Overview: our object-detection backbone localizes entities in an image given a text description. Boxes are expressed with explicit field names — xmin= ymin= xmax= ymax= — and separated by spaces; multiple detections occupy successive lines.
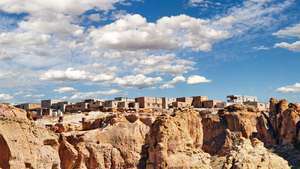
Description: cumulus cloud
xmin=54 ymin=87 xmax=77 ymax=93
xmin=89 ymin=14 xmax=229 ymax=52
xmin=24 ymin=94 xmax=45 ymax=99
xmin=70 ymin=89 xmax=120 ymax=100
xmin=160 ymin=76 xmax=186 ymax=89
xmin=0 ymin=93 xmax=13 ymax=101
xmin=40 ymin=68 xmax=89 ymax=81
xmin=0 ymin=32 xmax=50 ymax=47
xmin=276 ymin=83 xmax=300 ymax=93
xmin=273 ymin=23 xmax=300 ymax=51
xmin=114 ymin=74 xmax=162 ymax=89
xmin=0 ymin=0 xmax=128 ymax=15
xmin=132 ymin=53 xmax=195 ymax=75
xmin=274 ymin=41 xmax=300 ymax=51
xmin=187 ymin=75 xmax=211 ymax=84
xmin=273 ymin=23 xmax=300 ymax=38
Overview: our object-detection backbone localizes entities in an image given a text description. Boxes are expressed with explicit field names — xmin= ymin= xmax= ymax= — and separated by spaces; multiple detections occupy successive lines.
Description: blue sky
xmin=0 ymin=0 xmax=299 ymax=103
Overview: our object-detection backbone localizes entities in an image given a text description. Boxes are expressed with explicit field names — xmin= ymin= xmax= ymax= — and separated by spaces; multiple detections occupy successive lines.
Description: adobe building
xmin=88 ymin=100 xmax=104 ymax=111
xmin=115 ymin=97 xmax=135 ymax=102
xmin=172 ymin=101 xmax=189 ymax=108
xmin=227 ymin=95 xmax=258 ymax=104
xmin=41 ymin=99 xmax=61 ymax=116
xmin=135 ymin=97 xmax=163 ymax=109
xmin=104 ymin=100 xmax=119 ymax=111
xmin=244 ymin=101 xmax=269 ymax=111
xmin=202 ymin=100 xmax=225 ymax=108
xmin=15 ymin=103 xmax=41 ymax=118
xmin=65 ymin=102 xmax=88 ymax=113
xmin=162 ymin=97 xmax=176 ymax=109
xmin=176 ymin=97 xmax=193 ymax=106
xmin=192 ymin=96 xmax=208 ymax=108
xmin=15 ymin=103 xmax=41 ymax=111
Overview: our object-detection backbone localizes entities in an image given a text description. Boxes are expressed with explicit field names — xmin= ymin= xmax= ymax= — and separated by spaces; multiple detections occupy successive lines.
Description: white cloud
xmin=0 ymin=0 xmax=128 ymax=15
xmin=19 ymin=15 xmax=84 ymax=37
xmin=0 ymin=32 xmax=50 ymax=46
xmin=273 ymin=23 xmax=300 ymax=51
xmin=89 ymin=14 xmax=229 ymax=52
xmin=187 ymin=75 xmax=211 ymax=84
xmin=274 ymin=41 xmax=300 ymax=51
xmin=88 ymin=14 xmax=102 ymax=22
xmin=188 ymin=0 xmax=213 ymax=7
xmin=276 ymin=83 xmax=300 ymax=93
xmin=24 ymin=94 xmax=45 ymax=99
xmin=40 ymin=68 xmax=89 ymax=81
xmin=54 ymin=87 xmax=77 ymax=93
xmin=273 ymin=23 xmax=300 ymax=38
xmin=160 ymin=76 xmax=186 ymax=89
xmin=214 ymin=0 xmax=293 ymax=35
xmin=70 ymin=89 xmax=120 ymax=100
xmin=0 ymin=93 xmax=13 ymax=101
xmin=132 ymin=53 xmax=195 ymax=75
xmin=114 ymin=74 xmax=162 ymax=88
xmin=91 ymin=73 xmax=115 ymax=82
xmin=253 ymin=45 xmax=270 ymax=50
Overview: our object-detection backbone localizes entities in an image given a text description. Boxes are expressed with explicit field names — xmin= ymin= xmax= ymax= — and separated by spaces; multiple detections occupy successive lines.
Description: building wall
xmin=104 ymin=100 xmax=119 ymax=108
xmin=172 ymin=101 xmax=189 ymax=108
xmin=202 ymin=100 xmax=225 ymax=108
xmin=176 ymin=97 xmax=193 ymax=106
xmin=162 ymin=97 xmax=176 ymax=109
xmin=227 ymin=95 xmax=258 ymax=103
xmin=192 ymin=96 xmax=208 ymax=108
xmin=88 ymin=101 xmax=103 ymax=111
xmin=135 ymin=97 xmax=163 ymax=109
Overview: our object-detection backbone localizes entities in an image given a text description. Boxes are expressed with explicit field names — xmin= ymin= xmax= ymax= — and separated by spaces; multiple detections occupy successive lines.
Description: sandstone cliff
xmin=0 ymin=103 xmax=297 ymax=169
xmin=0 ymin=105 xmax=60 ymax=169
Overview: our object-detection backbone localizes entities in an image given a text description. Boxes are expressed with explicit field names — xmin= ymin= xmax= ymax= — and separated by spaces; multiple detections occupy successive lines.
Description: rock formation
xmin=211 ymin=136 xmax=290 ymax=169
xmin=145 ymin=109 xmax=211 ymax=169
xmin=0 ymin=105 xmax=60 ymax=169
xmin=0 ymin=102 xmax=298 ymax=169
xmin=59 ymin=116 xmax=150 ymax=169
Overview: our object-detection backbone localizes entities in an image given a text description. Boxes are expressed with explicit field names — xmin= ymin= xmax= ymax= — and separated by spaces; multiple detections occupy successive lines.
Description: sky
xmin=0 ymin=0 xmax=300 ymax=103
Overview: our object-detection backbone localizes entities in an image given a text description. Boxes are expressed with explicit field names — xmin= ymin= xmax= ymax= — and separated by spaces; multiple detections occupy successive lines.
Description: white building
xmin=227 ymin=95 xmax=258 ymax=104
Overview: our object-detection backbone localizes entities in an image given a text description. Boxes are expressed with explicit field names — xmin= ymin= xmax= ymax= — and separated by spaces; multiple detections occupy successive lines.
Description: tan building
xmin=135 ymin=97 xmax=163 ymax=109
xmin=88 ymin=100 xmax=104 ymax=111
xmin=176 ymin=97 xmax=193 ymax=106
xmin=192 ymin=96 xmax=208 ymax=108
xmin=172 ymin=101 xmax=189 ymax=108
xmin=41 ymin=99 xmax=62 ymax=116
xmin=202 ymin=100 xmax=225 ymax=108
xmin=65 ymin=102 xmax=88 ymax=113
xmin=115 ymin=97 xmax=135 ymax=102
xmin=244 ymin=101 xmax=269 ymax=111
xmin=16 ymin=103 xmax=41 ymax=110
xmin=104 ymin=100 xmax=119 ymax=109
xmin=162 ymin=97 xmax=176 ymax=109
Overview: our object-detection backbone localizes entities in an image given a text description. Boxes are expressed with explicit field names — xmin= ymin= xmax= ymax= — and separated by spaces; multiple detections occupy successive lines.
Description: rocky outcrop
xmin=268 ymin=99 xmax=300 ymax=145
xmin=212 ymin=137 xmax=290 ymax=169
xmin=201 ymin=114 xmax=227 ymax=155
xmin=59 ymin=117 xmax=150 ymax=169
xmin=145 ymin=109 xmax=211 ymax=169
xmin=0 ymin=104 xmax=28 ymax=120
xmin=0 ymin=102 xmax=298 ymax=169
xmin=0 ymin=105 xmax=60 ymax=169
